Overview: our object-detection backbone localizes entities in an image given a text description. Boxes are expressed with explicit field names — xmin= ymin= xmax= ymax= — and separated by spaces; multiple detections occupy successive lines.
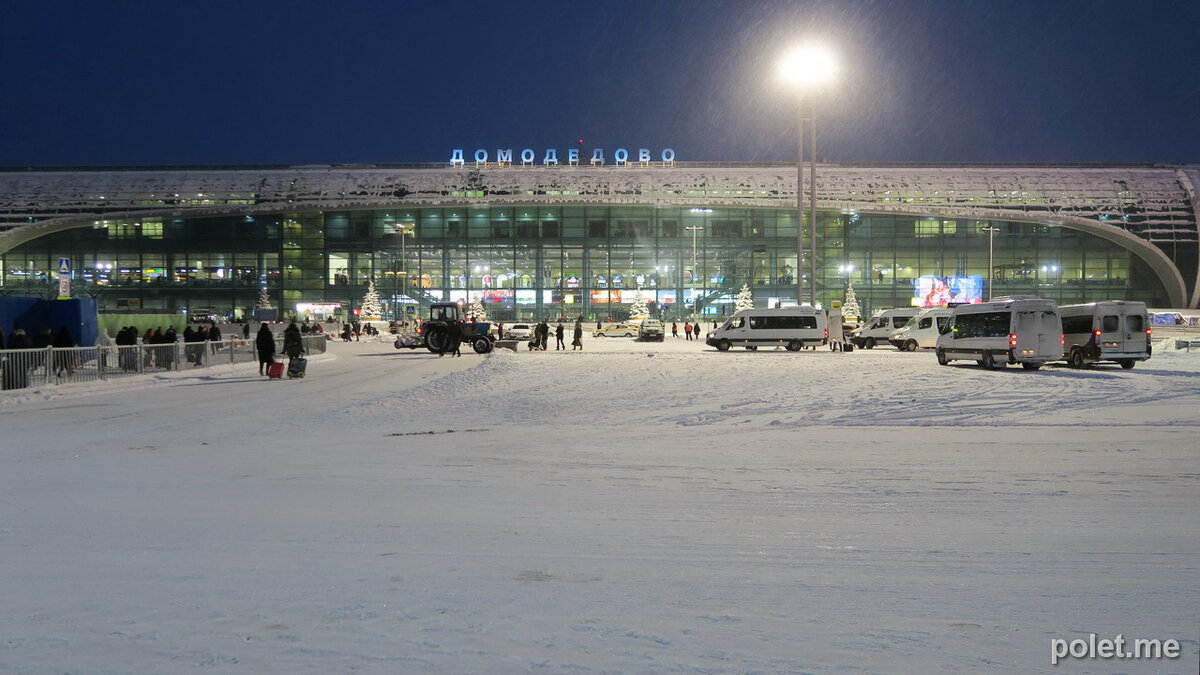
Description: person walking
xmin=256 ymin=323 xmax=276 ymax=375
xmin=671 ymin=321 xmax=679 ymax=338
xmin=693 ymin=323 xmax=703 ymax=340
xmin=242 ymin=322 xmax=251 ymax=339
xmin=555 ymin=323 xmax=565 ymax=350
xmin=438 ymin=319 xmax=462 ymax=357
xmin=572 ymin=322 xmax=583 ymax=350
xmin=52 ymin=326 xmax=75 ymax=377
xmin=208 ymin=322 xmax=222 ymax=354
xmin=683 ymin=321 xmax=692 ymax=341
xmin=282 ymin=322 xmax=304 ymax=362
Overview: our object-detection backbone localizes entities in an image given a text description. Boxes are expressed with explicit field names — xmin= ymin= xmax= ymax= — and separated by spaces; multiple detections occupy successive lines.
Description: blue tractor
xmin=397 ymin=302 xmax=495 ymax=354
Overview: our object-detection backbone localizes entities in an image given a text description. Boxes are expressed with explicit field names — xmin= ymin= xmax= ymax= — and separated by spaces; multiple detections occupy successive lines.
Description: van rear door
xmin=1115 ymin=311 xmax=1147 ymax=354
xmin=1016 ymin=310 xmax=1059 ymax=359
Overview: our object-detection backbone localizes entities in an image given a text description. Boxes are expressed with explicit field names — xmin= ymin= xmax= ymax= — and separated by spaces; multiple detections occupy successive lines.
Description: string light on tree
xmin=735 ymin=284 xmax=754 ymax=313
xmin=360 ymin=279 xmax=382 ymax=320
xmin=629 ymin=287 xmax=650 ymax=320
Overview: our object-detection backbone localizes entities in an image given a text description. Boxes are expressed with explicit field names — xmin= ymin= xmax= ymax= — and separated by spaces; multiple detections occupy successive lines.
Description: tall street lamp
xmin=981 ymin=225 xmax=999 ymax=300
xmin=780 ymin=46 xmax=836 ymax=306
xmin=396 ymin=223 xmax=415 ymax=316
xmin=685 ymin=225 xmax=704 ymax=316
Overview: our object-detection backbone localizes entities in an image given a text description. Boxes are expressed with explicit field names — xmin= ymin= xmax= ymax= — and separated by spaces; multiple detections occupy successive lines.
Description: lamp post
xmin=685 ymin=225 xmax=703 ymax=317
xmin=981 ymin=225 xmax=999 ymax=300
xmin=396 ymin=223 xmax=414 ymax=318
xmin=780 ymin=46 xmax=836 ymax=307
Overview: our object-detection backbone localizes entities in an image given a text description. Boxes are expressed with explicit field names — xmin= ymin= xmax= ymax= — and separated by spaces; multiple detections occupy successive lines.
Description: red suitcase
xmin=267 ymin=361 xmax=285 ymax=379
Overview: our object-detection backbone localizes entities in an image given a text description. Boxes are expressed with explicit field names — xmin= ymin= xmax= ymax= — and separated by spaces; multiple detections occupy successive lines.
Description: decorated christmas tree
xmin=360 ymin=279 xmax=382 ymax=320
xmin=469 ymin=296 xmax=487 ymax=322
xmin=842 ymin=282 xmax=861 ymax=321
xmin=629 ymin=287 xmax=650 ymax=320
xmin=256 ymin=287 xmax=272 ymax=310
xmin=734 ymin=284 xmax=754 ymax=313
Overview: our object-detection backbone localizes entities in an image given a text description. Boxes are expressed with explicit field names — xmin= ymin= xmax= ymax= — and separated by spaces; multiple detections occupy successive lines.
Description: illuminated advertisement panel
xmin=516 ymin=290 xmax=537 ymax=305
xmin=912 ymin=275 xmax=983 ymax=307
xmin=590 ymin=290 xmax=612 ymax=304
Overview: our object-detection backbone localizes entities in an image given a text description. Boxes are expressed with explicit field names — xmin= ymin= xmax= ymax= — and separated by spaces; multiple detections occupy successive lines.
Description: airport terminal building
xmin=1 ymin=161 xmax=1197 ymax=321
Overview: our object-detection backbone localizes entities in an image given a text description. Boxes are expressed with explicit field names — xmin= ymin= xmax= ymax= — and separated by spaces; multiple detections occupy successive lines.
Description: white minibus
xmin=1058 ymin=301 xmax=1151 ymax=369
xmin=935 ymin=297 xmax=1063 ymax=370
xmin=849 ymin=308 xmax=919 ymax=349
xmin=887 ymin=308 xmax=951 ymax=351
xmin=706 ymin=307 xmax=828 ymax=351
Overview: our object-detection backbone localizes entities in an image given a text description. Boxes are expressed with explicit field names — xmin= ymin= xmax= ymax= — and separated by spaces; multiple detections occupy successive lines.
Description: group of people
xmin=673 ymin=321 xmax=706 ymax=340
xmin=526 ymin=321 xmax=584 ymax=351
xmin=1 ymin=325 xmax=77 ymax=389
xmin=255 ymin=323 xmax=306 ymax=375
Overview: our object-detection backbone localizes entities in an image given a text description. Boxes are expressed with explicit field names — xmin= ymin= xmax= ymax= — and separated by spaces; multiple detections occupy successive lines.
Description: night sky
xmin=2 ymin=0 xmax=1196 ymax=167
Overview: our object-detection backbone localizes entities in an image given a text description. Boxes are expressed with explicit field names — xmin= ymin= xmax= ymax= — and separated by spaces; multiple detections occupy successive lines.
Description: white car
xmin=593 ymin=323 xmax=638 ymax=338
xmin=638 ymin=319 xmax=665 ymax=341
xmin=504 ymin=324 xmax=533 ymax=340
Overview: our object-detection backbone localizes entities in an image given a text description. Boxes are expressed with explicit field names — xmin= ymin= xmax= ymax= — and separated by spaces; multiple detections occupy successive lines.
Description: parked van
xmin=706 ymin=307 xmax=828 ymax=351
xmin=850 ymin=308 xmax=920 ymax=349
xmin=935 ymin=297 xmax=1063 ymax=370
xmin=887 ymin=308 xmax=951 ymax=351
xmin=1058 ymin=301 xmax=1151 ymax=369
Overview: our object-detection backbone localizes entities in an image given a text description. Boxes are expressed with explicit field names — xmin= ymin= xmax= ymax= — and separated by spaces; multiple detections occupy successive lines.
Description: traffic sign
xmin=58 ymin=257 xmax=71 ymax=275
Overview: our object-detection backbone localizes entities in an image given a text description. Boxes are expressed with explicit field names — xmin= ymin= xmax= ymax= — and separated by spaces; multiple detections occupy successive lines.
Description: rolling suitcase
xmin=287 ymin=357 xmax=308 ymax=379
xmin=266 ymin=360 xmax=285 ymax=379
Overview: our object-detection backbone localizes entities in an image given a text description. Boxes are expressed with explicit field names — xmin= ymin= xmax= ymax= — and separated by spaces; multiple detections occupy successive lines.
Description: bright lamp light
xmin=779 ymin=46 xmax=837 ymax=86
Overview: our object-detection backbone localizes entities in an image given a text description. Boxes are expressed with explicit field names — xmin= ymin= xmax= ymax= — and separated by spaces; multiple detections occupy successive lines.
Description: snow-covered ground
xmin=1 ymin=336 xmax=1197 ymax=673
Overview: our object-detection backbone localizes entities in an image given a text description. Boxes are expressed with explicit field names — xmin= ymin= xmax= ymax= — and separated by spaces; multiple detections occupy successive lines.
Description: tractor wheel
xmin=716 ymin=339 xmax=731 ymax=352
xmin=424 ymin=326 xmax=449 ymax=353
xmin=472 ymin=337 xmax=493 ymax=354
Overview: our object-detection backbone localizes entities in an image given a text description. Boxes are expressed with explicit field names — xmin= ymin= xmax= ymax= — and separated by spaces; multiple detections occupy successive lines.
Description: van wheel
xmin=936 ymin=349 xmax=949 ymax=366
xmin=981 ymin=351 xmax=996 ymax=370
xmin=786 ymin=340 xmax=802 ymax=352
xmin=1119 ymin=359 xmax=1136 ymax=370
xmin=905 ymin=339 xmax=919 ymax=352
xmin=716 ymin=339 xmax=731 ymax=352
xmin=1069 ymin=348 xmax=1086 ymax=369
xmin=865 ymin=337 xmax=876 ymax=349
xmin=1022 ymin=362 xmax=1042 ymax=370
xmin=746 ymin=346 xmax=758 ymax=351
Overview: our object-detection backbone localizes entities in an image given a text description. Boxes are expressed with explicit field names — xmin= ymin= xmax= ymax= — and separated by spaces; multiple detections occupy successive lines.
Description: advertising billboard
xmin=912 ymin=275 xmax=983 ymax=307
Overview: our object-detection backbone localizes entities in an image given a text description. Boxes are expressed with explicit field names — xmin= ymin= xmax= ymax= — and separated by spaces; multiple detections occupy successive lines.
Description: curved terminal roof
xmin=1 ymin=163 xmax=1197 ymax=306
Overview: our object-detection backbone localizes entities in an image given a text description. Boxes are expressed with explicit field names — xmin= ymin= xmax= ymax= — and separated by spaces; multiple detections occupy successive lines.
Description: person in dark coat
xmin=282 ymin=322 xmax=304 ymax=361
xmin=3 ymin=328 xmax=32 ymax=390
xmin=572 ymin=322 xmax=583 ymax=350
xmin=555 ymin=323 xmax=565 ymax=350
xmin=438 ymin=320 xmax=462 ymax=357
xmin=243 ymin=323 xmax=251 ymax=339
xmin=208 ymin=322 xmax=222 ymax=353
xmin=52 ymin=326 xmax=75 ymax=377
xmin=255 ymin=323 xmax=276 ymax=375
xmin=7 ymin=328 xmax=31 ymax=350
xmin=160 ymin=327 xmax=177 ymax=368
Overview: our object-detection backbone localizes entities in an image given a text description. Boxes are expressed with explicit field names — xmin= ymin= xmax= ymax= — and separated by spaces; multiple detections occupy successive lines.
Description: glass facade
xmin=0 ymin=205 xmax=1169 ymax=320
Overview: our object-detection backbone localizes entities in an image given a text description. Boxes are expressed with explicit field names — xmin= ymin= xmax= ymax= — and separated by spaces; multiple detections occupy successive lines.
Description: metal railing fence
xmin=1 ymin=334 xmax=326 ymax=390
